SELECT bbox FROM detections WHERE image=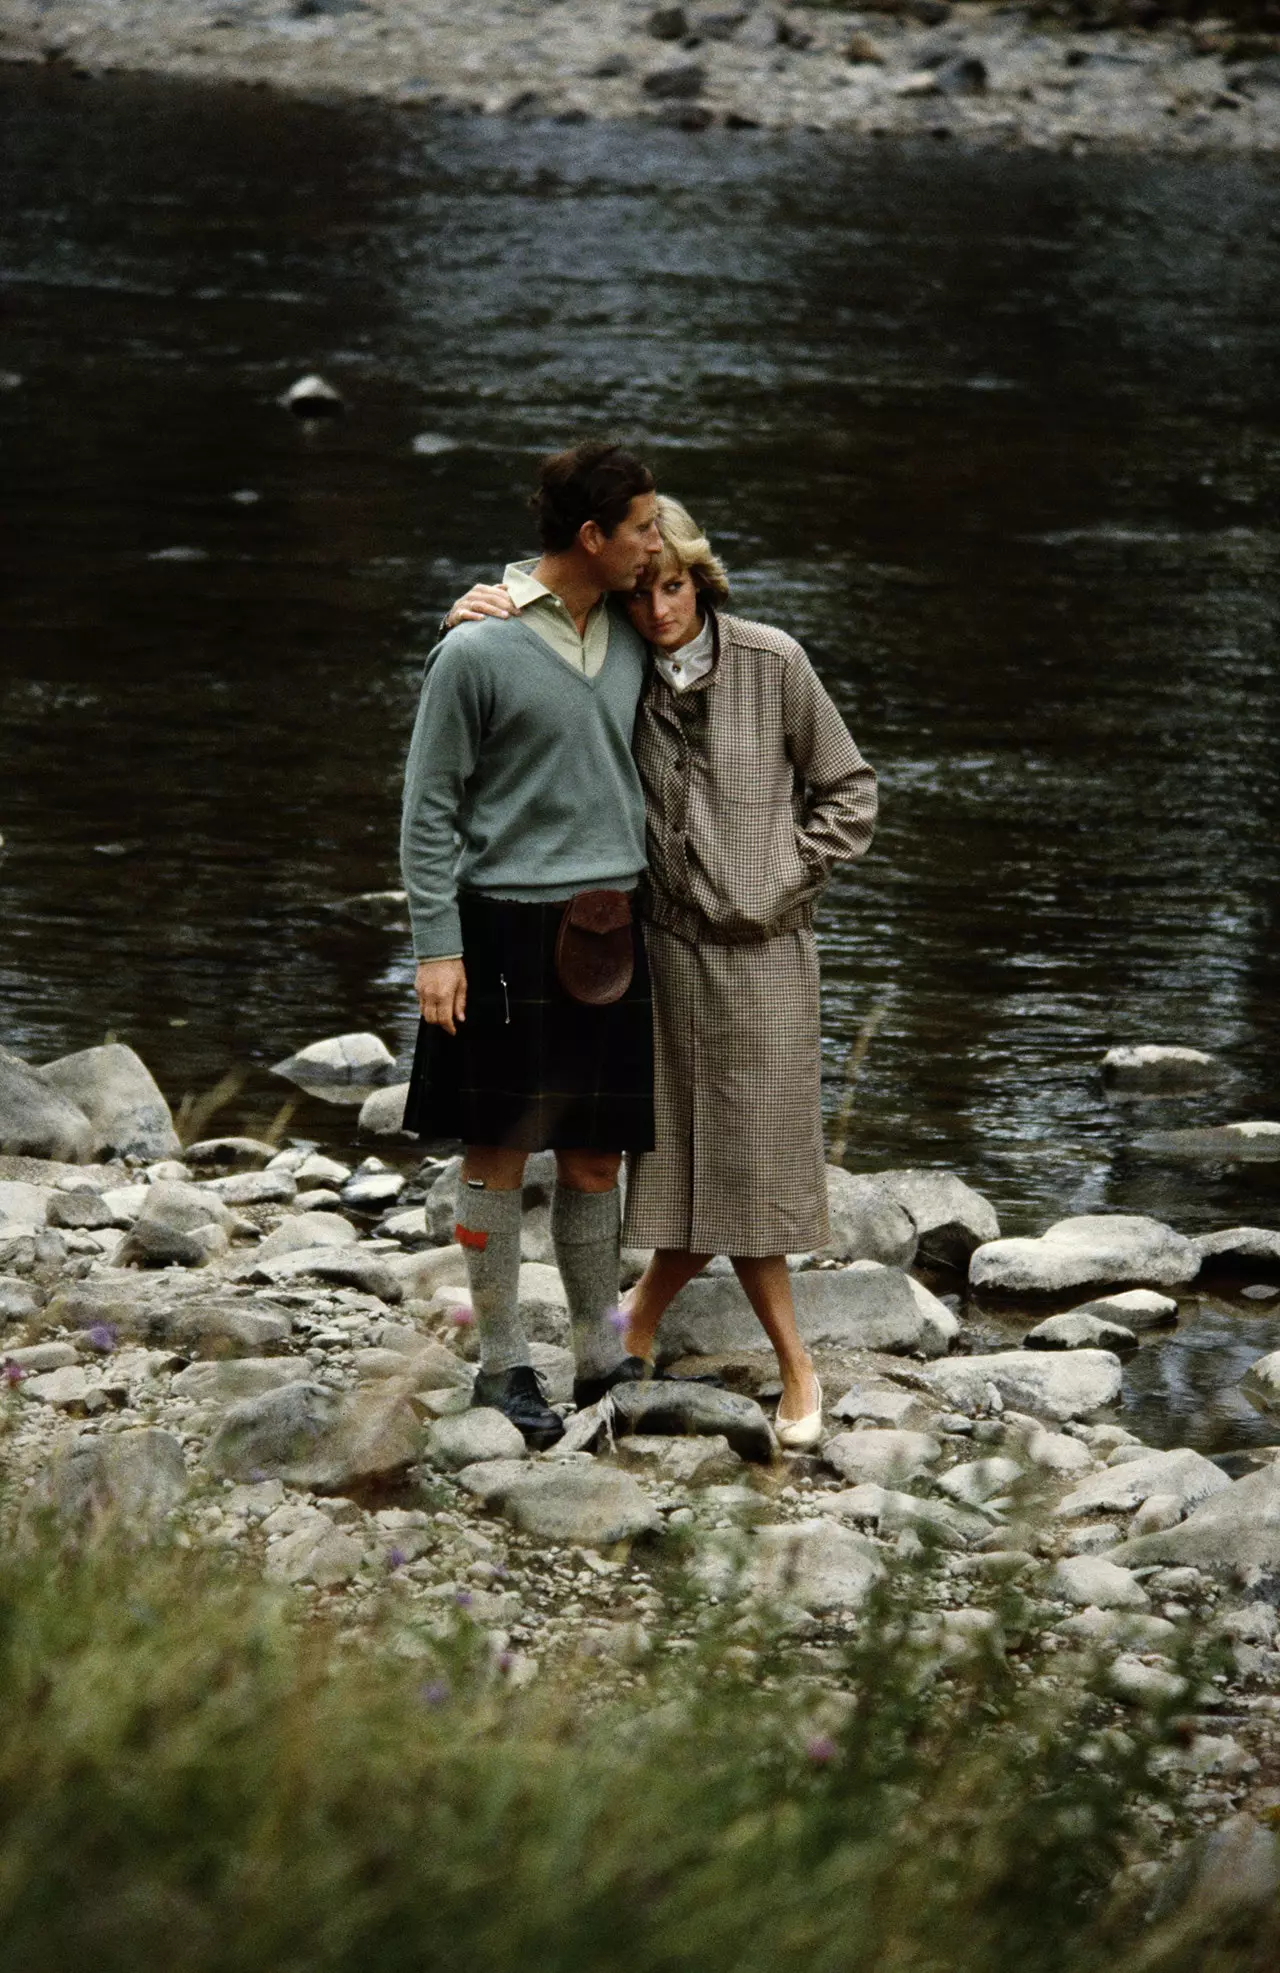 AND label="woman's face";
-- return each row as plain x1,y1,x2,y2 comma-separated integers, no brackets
626,560,702,650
